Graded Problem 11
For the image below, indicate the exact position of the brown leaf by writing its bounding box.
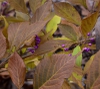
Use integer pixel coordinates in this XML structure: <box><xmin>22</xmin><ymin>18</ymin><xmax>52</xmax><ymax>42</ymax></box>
<box><xmin>8</xmin><ymin>0</ymin><xmax>28</xmax><ymax>13</ymax></box>
<box><xmin>29</xmin><ymin>0</ymin><xmax>46</xmax><ymax>14</ymax></box>
<box><xmin>31</xmin><ymin>0</ymin><xmax>52</xmax><ymax>23</ymax></box>
<box><xmin>81</xmin><ymin>11</ymin><xmax>98</xmax><ymax>37</ymax></box>
<box><xmin>0</xmin><ymin>30</ymin><xmax>6</xmax><ymax>59</ymax></box>
<box><xmin>8</xmin><ymin>21</ymin><xmax>47</xmax><ymax>50</ymax></box>
<box><xmin>8</xmin><ymin>52</ymin><xmax>26</xmax><ymax>89</ymax></box>
<box><xmin>53</xmin><ymin>2</ymin><xmax>81</xmax><ymax>25</ymax></box>
<box><xmin>33</xmin><ymin>39</ymin><xmax>73</xmax><ymax>56</ymax></box>
<box><xmin>59</xmin><ymin>24</ymin><xmax>77</xmax><ymax>41</ymax></box>
<box><xmin>34</xmin><ymin>54</ymin><xmax>77</xmax><ymax>89</ymax></box>
<box><xmin>86</xmin><ymin>50</ymin><xmax>100</xmax><ymax>89</ymax></box>
<box><xmin>61</xmin><ymin>19</ymin><xmax>82</xmax><ymax>39</ymax></box>
<box><xmin>60</xmin><ymin>80</ymin><xmax>71</xmax><ymax>89</ymax></box>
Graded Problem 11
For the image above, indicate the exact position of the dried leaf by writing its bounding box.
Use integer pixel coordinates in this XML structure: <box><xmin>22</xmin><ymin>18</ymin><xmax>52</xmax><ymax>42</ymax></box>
<box><xmin>60</xmin><ymin>80</ymin><xmax>71</xmax><ymax>89</ymax></box>
<box><xmin>31</xmin><ymin>0</ymin><xmax>52</xmax><ymax>23</ymax></box>
<box><xmin>67</xmin><ymin>0</ymin><xmax>86</xmax><ymax>7</ymax></box>
<box><xmin>54</xmin><ymin>2</ymin><xmax>81</xmax><ymax>25</ymax></box>
<box><xmin>0</xmin><ymin>30</ymin><xmax>6</xmax><ymax>59</ymax></box>
<box><xmin>86</xmin><ymin>50</ymin><xmax>100</xmax><ymax>89</ymax></box>
<box><xmin>8</xmin><ymin>0</ymin><xmax>28</xmax><ymax>13</ymax></box>
<box><xmin>81</xmin><ymin>12</ymin><xmax>98</xmax><ymax>37</ymax></box>
<box><xmin>29</xmin><ymin>0</ymin><xmax>46</xmax><ymax>14</ymax></box>
<box><xmin>84</xmin><ymin>55</ymin><xmax>94</xmax><ymax>74</ymax></box>
<box><xmin>8</xmin><ymin>21</ymin><xmax>47</xmax><ymax>51</ymax></box>
<box><xmin>33</xmin><ymin>39</ymin><xmax>73</xmax><ymax>56</ymax></box>
<box><xmin>59</xmin><ymin>24</ymin><xmax>77</xmax><ymax>41</ymax></box>
<box><xmin>8</xmin><ymin>52</ymin><xmax>26</xmax><ymax>89</ymax></box>
<box><xmin>34</xmin><ymin>54</ymin><xmax>77</xmax><ymax>89</ymax></box>
<box><xmin>61</xmin><ymin>19</ymin><xmax>82</xmax><ymax>39</ymax></box>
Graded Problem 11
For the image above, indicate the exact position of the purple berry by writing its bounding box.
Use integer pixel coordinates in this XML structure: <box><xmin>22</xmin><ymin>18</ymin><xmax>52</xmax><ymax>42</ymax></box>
<box><xmin>64</xmin><ymin>48</ymin><xmax>69</xmax><ymax>51</ymax></box>
<box><xmin>83</xmin><ymin>47</ymin><xmax>90</xmax><ymax>52</ymax></box>
<box><xmin>28</xmin><ymin>49</ymin><xmax>35</xmax><ymax>53</ymax></box>
<box><xmin>87</xmin><ymin>33</ymin><xmax>90</xmax><ymax>36</ymax></box>
<box><xmin>2</xmin><ymin>1</ymin><xmax>7</xmax><ymax>6</ymax></box>
<box><xmin>88</xmin><ymin>43</ymin><xmax>92</xmax><ymax>46</ymax></box>
<box><xmin>34</xmin><ymin>45</ymin><xmax>38</xmax><ymax>50</ymax></box>
<box><xmin>62</xmin><ymin>44</ymin><xmax>65</xmax><ymax>48</ymax></box>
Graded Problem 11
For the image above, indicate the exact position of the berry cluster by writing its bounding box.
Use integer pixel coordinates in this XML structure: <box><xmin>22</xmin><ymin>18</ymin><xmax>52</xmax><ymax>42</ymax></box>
<box><xmin>28</xmin><ymin>35</ymin><xmax>41</xmax><ymax>53</ymax></box>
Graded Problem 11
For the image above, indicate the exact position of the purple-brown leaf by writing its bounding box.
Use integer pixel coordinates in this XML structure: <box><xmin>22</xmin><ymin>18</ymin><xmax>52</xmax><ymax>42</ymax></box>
<box><xmin>34</xmin><ymin>54</ymin><xmax>77</xmax><ymax>89</ymax></box>
<box><xmin>0</xmin><ymin>30</ymin><xmax>6</xmax><ymax>59</ymax></box>
<box><xmin>8</xmin><ymin>52</ymin><xmax>26</xmax><ymax>89</ymax></box>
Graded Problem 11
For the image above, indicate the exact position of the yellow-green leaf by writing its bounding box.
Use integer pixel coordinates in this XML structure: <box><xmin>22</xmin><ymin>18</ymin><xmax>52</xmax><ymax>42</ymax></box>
<box><xmin>72</xmin><ymin>46</ymin><xmax>82</xmax><ymax>67</ymax></box>
<box><xmin>46</xmin><ymin>15</ymin><xmax>61</xmax><ymax>35</ymax></box>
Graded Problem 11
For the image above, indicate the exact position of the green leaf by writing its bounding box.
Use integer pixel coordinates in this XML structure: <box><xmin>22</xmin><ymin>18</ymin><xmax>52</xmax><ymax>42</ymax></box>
<box><xmin>59</xmin><ymin>24</ymin><xmax>77</xmax><ymax>41</ymax></box>
<box><xmin>72</xmin><ymin>46</ymin><xmax>82</xmax><ymax>67</ymax></box>
<box><xmin>46</xmin><ymin>15</ymin><xmax>61</xmax><ymax>35</ymax></box>
<box><xmin>54</xmin><ymin>2</ymin><xmax>81</xmax><ymax>25</ymax></box>
<box><xmin>25</xmin><ymin>57</ymin><xmax>40</xmax><ymax>70</ymax></box>
<box><xmin>81</xmin><ymin>12</ymin><xmax>99</xmax><ymax>37</ymax></box>
<box><xmin>8</xmin><ymin>0</ymin><xmax>28</xmax><ymax>13</ymax></box>
<box><xmin>34</xmin><ymin>54</ymin><xmax>77</xmax><ymax>89</ymax></box>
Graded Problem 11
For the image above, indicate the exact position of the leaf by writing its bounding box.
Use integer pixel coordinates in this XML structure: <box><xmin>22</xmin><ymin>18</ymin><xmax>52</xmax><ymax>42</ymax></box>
<box><xmin>8</xmin><ymin>52</ymin><xmax>26</xmax><ymax>89</ymax></box>
<box><xmin>60</xmin><ymin>80</ymin><xmax>71</xmax><ymax>89</ymax></box>
<box><xmin>29</xmin><ymin>0</ymin><xmax>46</xmax><ymax>14</ymax></box>
<box><xmin>8</xmin><ymin>0</ymin><xmax>28</xmax><ymax>13</ymax></box>
<box><xmin>8</xmin><ymin>21</ymin><xmax>47</xmax><ymax>51</ymax></box>
<box><xmin>6</xmin><ymin>17</ymin><xmax>25</xmax><ymax>23</ymax></box>
<box><xmin>81</xmin><ymin>12</ymin><xmax>98</xmax><ymax>37</ymax></box>
<box><xmin>33</xmin><ymin>39</ymin><xmax>73</xmax><ymax>56</ymax></box>
<box><xmin>72</xmin><ymin>46</ymin><xmax>82</xmax><ymax>67</ymax></box>
<box><xmin>67</xmin><ymin>0</ymin><xmax>86</xmax><ymax>7</ymax></box>
<box><xmin>31</xmin><ymin>0</ymin><xmax>52</xmax><ymax>23</ymax></box>
<box><xmin>53</xmin><ymin>2</ymin><xmax>81</xmax><ymax>25</ymax></box>
<box><xmin>0</xmin><ymin>16</ymin><xmax>9</xmax><ymax>38</ymax></box>
<box><xmin>34</xmin><ymin>54</ymin><xmax>77</xmax><ymax>89</ymax></box>
<box><xmin>46</xmin><ymin>15</ymin><xmax>61</xmax><ymax>35</ymax></box>
<box><xmin>0</xmin><ymin>31</ymin><xmax>6</xmax><ymax>59</ymax></box>
<box><xmin>16</xmin><ymin>11</ymin><xmax>29</xmax><ymax>21</ymax></box>
<box><xmin>86</xmin><ymin>50</ymin><xmax>100</xmax><ymax>89</ymax></box>
<box><xmin>69</xmin><ymin>72</ymin><xmax>84</xmax><ymax>89</ymax></box>
<box><xmin>61</xmin><ymin>19</ymin><xmax>82</xmax><ymax>40</ymax></box>
<box><xmin>84</xmin><ymin>55</ymin><xmax>94</xmax><ymax>74</ymax></box>
<box><xmin>25</xmin><ymin>57</ymin><xmax>40</xmax><ymax>70</ymax></box>
<box><xmin>59</xmin><ymin>24</ymin><xmax>77</xmax><ymax>41</ymax></box>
